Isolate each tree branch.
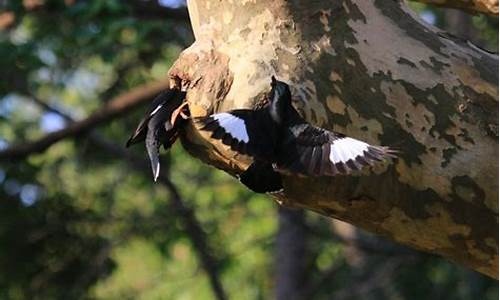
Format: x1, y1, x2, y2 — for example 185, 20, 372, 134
0, 80, 170, 161
410, 0, 499, 15
128, 1, 189, 22
169, 0, 498, 278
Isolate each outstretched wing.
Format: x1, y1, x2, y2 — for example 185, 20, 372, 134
279, 124, 395, 176
196, 109, 274, 158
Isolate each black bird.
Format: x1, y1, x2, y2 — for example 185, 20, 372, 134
237, 160, 283, 194
127, 89, 188, 181
197, 77, 395, 193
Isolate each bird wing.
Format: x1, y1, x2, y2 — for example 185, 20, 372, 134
196, 109, 275, 158
279, 124, 395, 176
126, 89, 181, 147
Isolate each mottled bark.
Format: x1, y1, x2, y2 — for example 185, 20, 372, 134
411, 0, 499, 15
170, 0, 499, 278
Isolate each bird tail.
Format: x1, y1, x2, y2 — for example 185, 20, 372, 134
146, 129, 162, 182
126, 126, 146, 148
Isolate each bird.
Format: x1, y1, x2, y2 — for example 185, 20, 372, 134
197, 76, 396, 193
126, 88, 188, 181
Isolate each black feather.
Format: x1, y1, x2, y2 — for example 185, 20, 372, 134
197, 77, 397, 190
126, 89, 184, 148
126, 88, 187, 180
239, 161, 283, 194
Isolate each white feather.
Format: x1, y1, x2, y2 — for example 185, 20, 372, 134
213, 113, 250, 143
154, 162, 160, 182
150, 104, 163, 116
329, 137, 369, 164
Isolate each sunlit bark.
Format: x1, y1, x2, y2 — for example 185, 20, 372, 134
169, 0, 498, 278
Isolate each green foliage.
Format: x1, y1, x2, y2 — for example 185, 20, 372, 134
408, 2, 498, 51
0, 1, 497, 299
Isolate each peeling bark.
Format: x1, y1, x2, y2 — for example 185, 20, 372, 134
170, 0, 499, 278
411, 0, 499, 15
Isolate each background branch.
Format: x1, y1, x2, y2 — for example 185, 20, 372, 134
173, 0, 498, 278
410, 0, 499, 15
0, 80, 170, 161
26, 95, 228, 300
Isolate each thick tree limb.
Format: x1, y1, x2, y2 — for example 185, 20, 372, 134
170, 0, 498, 278
0, 80, 170, 161
410, 0, 499, 15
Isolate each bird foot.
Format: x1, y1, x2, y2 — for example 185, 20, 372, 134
170, 101, 190, 125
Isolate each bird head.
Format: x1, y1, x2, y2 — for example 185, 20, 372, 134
269, 76, 292, 124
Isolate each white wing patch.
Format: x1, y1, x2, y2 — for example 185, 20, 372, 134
153, 161, 160, 182
150, 104, 163, 116
329, 137, 369, 164
213, 113, 250, 143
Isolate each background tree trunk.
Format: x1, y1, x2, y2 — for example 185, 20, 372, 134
170, 0, 498, 278
275, 208, 307, 300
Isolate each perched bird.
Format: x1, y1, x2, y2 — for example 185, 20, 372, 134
198, 77, 395, 193
126, 89, 188, 181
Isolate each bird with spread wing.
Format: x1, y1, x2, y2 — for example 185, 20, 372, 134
197, 77, 396, 193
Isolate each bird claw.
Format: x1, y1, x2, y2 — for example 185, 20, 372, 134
170, 101, 190, 125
